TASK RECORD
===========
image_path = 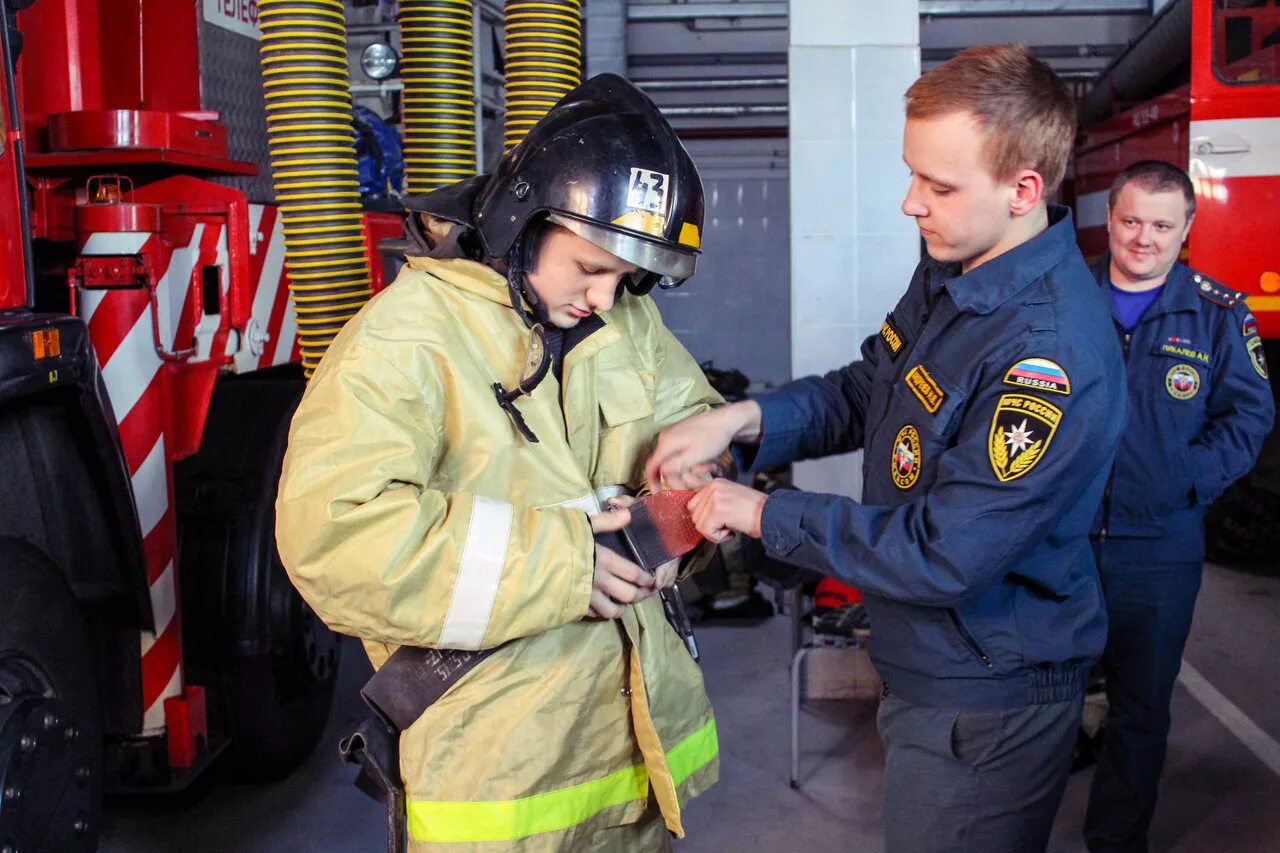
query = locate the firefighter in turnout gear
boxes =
[1084,161,1274,852]
[276,75,720,850]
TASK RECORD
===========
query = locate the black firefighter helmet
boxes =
[405,73,705,295]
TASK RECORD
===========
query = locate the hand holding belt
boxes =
[594,490,707,660]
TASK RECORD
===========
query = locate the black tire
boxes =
[1205,477,1280,573]
[218,555,341,782]
[177,377,340,782]
[0,541,103,852]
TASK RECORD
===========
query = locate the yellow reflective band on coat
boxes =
[405,717,718,844]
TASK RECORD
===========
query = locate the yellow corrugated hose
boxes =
[502,0,582,152]
[258,0,374,376]
[398,0,478,193]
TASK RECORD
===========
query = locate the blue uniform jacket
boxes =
[1090,256,1274,559]
[749,207,1126,710]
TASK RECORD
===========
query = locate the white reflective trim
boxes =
[273,279,299,366]
[79,288,109,325]
[1190,118,1280,180]
[100,296,161,417]
[1075,189,1109,230]
[81,231,148,256]
[132,435,168,538]
[149,560,177,639]
[551,484,627,515]
[437,496,515,650]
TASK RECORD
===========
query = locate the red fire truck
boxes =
[0,1,403,848]
[1074,0,1280,560]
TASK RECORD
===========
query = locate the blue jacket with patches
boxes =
[750,207,1126,710]
[1090,256,1274,558]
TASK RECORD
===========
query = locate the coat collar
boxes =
[1090,254,1201,318]
[926,205,1078,315]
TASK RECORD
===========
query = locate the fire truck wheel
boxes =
[1205,478,1280,571]
[0,542,103,852]
[218,555,341,782]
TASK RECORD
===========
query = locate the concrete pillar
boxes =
[788,0,920,498]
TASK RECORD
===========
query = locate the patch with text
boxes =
[905,364,946,414]
[880,316,905,356]
[1165,363,1200,400]
[988,393,1061,482]
[892,425,922,490]
[1002,357,1070,395]
[1249,336,1268,379]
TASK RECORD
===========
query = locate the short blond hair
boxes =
[905,44,1076,196]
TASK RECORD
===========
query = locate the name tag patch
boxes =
[881,316,905,356]
[905,364,946,414]
[1002,357,1070,395]
[1161,338,1210,364]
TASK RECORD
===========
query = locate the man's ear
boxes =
[1009,169,1046,217]
[1181,213,1195,243]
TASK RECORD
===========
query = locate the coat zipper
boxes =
[948,610,993,668]
[1098,327,1131,540]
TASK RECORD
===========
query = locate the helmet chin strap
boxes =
[492,228,557,442]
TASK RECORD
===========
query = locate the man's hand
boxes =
[688,478,768,543]
[588,506,656,619]
[645,401,763,492]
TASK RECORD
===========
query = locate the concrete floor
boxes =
[101,562,1280,852]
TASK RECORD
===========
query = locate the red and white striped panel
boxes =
[237,204,300,373]
[79,224,224,735]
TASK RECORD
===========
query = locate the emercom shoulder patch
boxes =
[1249,336,1268,379]
[989,393,1062,482]
[880,315,905,356]
[1244,313,1259,338]
[905,364,946,414]
[1002,357,1071,395]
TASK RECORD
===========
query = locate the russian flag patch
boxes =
[1002,357,1071,395]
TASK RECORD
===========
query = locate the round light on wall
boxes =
[361,42,399,80]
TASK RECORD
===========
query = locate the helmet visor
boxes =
[547,213,698,284]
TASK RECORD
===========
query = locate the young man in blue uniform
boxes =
[1083,160,1274,852]
[645,45,1126,851]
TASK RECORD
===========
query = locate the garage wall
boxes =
[651,138,792,389]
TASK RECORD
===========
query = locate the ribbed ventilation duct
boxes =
[502,0,583,152]
[1080,0,1192,126]
[258,0,374,376]
[398,0,478,193]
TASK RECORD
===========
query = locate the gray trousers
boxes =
[877,691,1081,853]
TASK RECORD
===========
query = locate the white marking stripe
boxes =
[553,484,627,515]
[252,214,286,333]
[81,231,149,256]
[141,666,182,734]
[139,560,177,656]
[437,496,515,650]
[79,288,109,325]
[156,224,205,354]
[1179,659,1280,778]
[100,305,161,421]
[273,279,298,365]
[1075,189,1109,230]
[132,435,168,537]
[1190,117,1280,180]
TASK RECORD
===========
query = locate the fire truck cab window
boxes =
[1215,0,1280,83]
